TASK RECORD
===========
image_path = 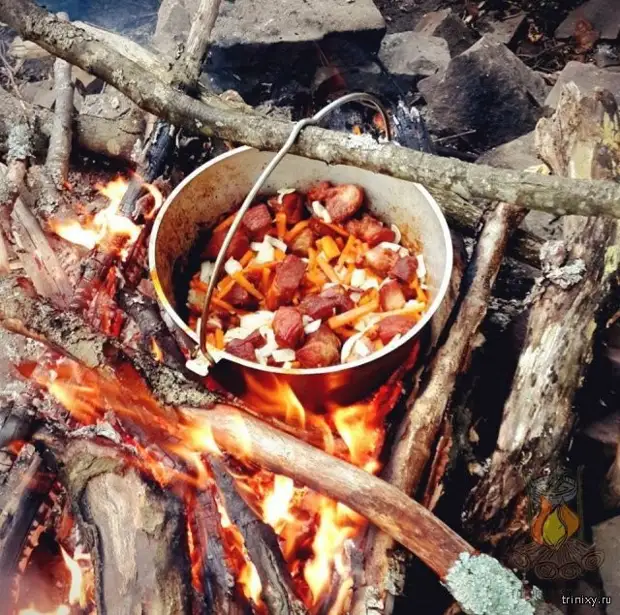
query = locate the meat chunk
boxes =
[299,286,353,320]
[273,306,305,349]
[296,325,341,368]
[265,255,307,310]
[289,227,316,257]
[364,246,399,276]
[390,255,418,284]
[379,280,406,311]
[377,315,415,344]
[242,204,272,240]
[268,192,304,225]
[308,218,341,238]
[307,182,365,223]
[205,228,250,261]
[244,329,266,348]
[346,214,396,247]
[225,338,257,362]
[226,284,258,310]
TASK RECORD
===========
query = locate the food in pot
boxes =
[186,182,430,369]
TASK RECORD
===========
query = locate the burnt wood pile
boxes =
[0,0,619,614]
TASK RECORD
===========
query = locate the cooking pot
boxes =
[149,100,452,407]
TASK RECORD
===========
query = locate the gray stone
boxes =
[414,8,479,57]
[154,0,386,69]
[378,32,450,86]
[556,0,620,41]
[479,12,527,47]
[477,132,539,171]
[545,61,620,109]
[422,36,549,150]
[593,516,620,614]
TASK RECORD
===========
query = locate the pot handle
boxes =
[199,92,392,362]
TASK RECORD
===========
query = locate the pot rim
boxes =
[149,146,453,376]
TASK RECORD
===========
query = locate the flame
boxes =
[151,338,164,362]
[49,176,162,257]
[239,562,263,606]
[60,547,86,607]
[18,607,70,615]
[531,496,581,550]
[263,475,295,531]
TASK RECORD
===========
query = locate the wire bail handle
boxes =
[199,92,392,362]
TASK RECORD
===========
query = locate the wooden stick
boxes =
[45,12,73,190]
[465,85,620,535]
[2,0,620,225]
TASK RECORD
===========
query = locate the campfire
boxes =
[1,0,620,614]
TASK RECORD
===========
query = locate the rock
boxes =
[19,78,83,112]
[414,9,478,57]
[479,12,526,47]
[555,0,620,41]
[378,32,450,87]
[593,516,620,612]
[546,61,620,108]
[154,0,385,70]
[422,36,549,150]
[477,132,539,171]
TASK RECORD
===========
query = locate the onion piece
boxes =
[251,239,275,264]
[360,277,380,290]
[312,200,332,223]
[277,187,297,204]
[240,310,274,331]
[350,268,366,288]
[265,235,288,253]
[272,348,296,363]
[417,254,427,280]
[350,291,362,303]
[282,361,293,369]
[341,329,365,363]
[186,349,223,376]
[304,319,322,334]
[377,241,402,252]
[390,224,402,244]
[224,257,243,276]
[223,327,252,343]
[200,261,216,284]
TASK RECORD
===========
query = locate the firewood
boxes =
[465,85,620,538]
[211,459,307,615]
[0,443,55,599]
[0,231,9,275]
[56,438,192,615]
[45,12,73,191]
[2,1,620,230]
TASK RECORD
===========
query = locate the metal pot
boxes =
[149,146,452,407]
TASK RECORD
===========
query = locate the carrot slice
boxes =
[232,271,264,300]
[213,212,237,233]
[275,212,287,239]
[214,328,225,349]
[343,263,355,285]
[211,297,235,313]
[316,255,340,284]
[324,221,350,238]
[337,235,356,267]
[274,249,286,261]
[207,332,216,347]
[284,220,310,243]
[217,278,236,299]
[240,250,254,267]
[317,236,341,261]
[327,299,379,330]
[261,267,271,294]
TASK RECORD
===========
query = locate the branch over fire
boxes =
[2,0,620,225]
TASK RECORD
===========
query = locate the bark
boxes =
[185,406,476,580]
[212,459,307,615]
[0,444,55,600]
[351,205,526,615]
[57,438,192,615]
[45,12,73,189]
[0,274,217,409]
[2,0,619,225]
[0,231,10,275]
[465,85,620,536]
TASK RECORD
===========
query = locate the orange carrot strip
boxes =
[327,299,379,330]
[324,222,349,238]
[217,278,236,299]
[317,236,340,261]
[284,220,310,243]
[211,297,235,313]
[213,212,237,233]
[335,236,345,250]
[343,263,355,285]
[335,326,358,339]
[337,235,356,267]
[207,332,216,347]
[376,305,425,321]
[232,271,264,300]
[215,328,225,350]
[316,256,340,284]
[274,249,286,262]
[275,212,287,239]
[261,267,271,294]
[308,247,317,270]
[240,250,254,267]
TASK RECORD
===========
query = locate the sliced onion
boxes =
[272,348,296,363]
[399,247,409,258]
[224,257,242,276]
[350,291,362,303]
[355,337,372,357]
[322,281,340,290]
[390,224,402,244]
[187,288,206,310]
[223,327,252,343]
[251,240,275,264]
[277,187,296,204]
[304,319,322,334]
[417,254,427,280]
[350,268,366,288]
[240,310,274,331]
[265,235,288,252]
[341,329,365,363]
[377,241,402,252]
[281,361,293,369]
[312,200,332,223]
[360,277,380,290]
[200,261,216,284]
[186,350,222,376]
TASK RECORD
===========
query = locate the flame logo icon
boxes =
[530,495,581,550]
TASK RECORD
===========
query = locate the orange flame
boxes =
[18,607,70,615]
[151,338,164,362]
[60,547,87,608]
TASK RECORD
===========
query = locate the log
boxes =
[45,12,73,190]
[350,205,525,615]
[211,459,307,615]
[465,85,620,536]
[57,438,192,615]
[2,0,620,225]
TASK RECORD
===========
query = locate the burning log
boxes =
[55,438,192,615]
[0,443,56,600]
[211,459,307,615]
[465,85,620,538]
[3,1,620,229]
[45,12,74,191]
